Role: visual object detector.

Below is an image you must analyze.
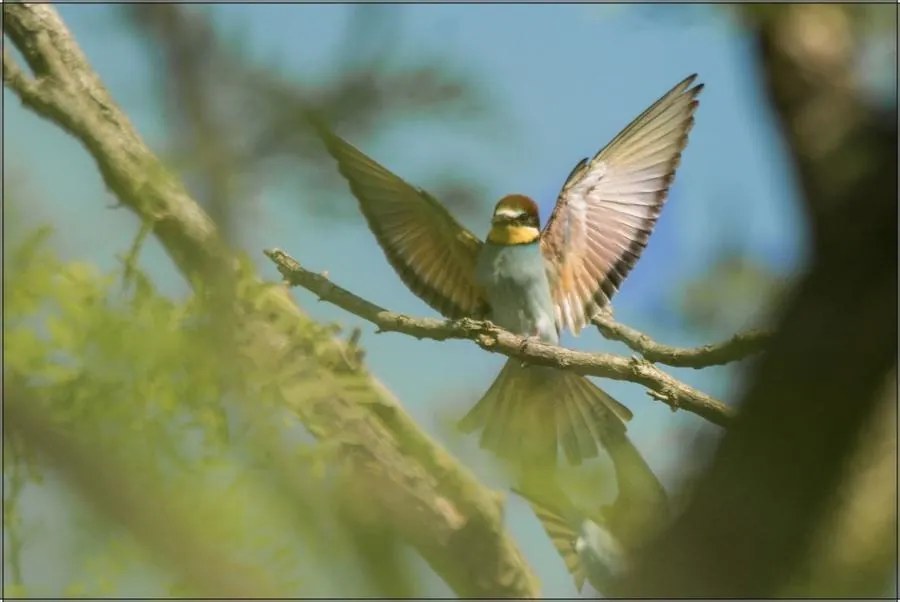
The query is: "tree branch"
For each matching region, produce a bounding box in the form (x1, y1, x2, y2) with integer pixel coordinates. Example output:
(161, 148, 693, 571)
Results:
(3, 4, 538, 596)
(264, 248, 734, 427)
(3, 48, 44, 103)
(782, 367, 898, 597)
(591, 313, 772, 368)
(616, 5, 898, 596)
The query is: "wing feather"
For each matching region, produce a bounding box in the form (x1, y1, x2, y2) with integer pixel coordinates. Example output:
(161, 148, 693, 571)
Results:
(513, 488, 587, 592)
(542, 75, 703, 333)
(312, 118, 489, 319)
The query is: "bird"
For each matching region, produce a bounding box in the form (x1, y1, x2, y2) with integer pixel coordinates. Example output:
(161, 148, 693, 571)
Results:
(513, 423, 670, 594)
(310, 74, 703, 467)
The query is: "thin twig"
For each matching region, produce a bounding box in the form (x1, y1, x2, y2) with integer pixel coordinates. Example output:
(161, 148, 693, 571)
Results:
(3, 448, 26, 589)
(264, 248, 734, 427)
(120, 218, 154, 291)
(592, 313, 771, 368)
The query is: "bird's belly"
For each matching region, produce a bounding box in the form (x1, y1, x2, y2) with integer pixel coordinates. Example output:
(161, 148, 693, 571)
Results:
(476, 243, 558, 343)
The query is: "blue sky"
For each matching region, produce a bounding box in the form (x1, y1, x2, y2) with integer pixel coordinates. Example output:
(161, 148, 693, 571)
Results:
(4, 4, 831, 597)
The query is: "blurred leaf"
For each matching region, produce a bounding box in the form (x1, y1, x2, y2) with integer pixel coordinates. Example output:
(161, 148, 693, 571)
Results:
(3, 211, 422, 596)
(679, 253, 787, 335)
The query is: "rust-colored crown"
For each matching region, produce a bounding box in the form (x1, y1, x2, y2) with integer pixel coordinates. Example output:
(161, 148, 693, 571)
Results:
(495, 194, 540, 223)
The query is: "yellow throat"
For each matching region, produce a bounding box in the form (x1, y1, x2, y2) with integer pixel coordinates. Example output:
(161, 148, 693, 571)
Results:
(487, 224, 540, 245)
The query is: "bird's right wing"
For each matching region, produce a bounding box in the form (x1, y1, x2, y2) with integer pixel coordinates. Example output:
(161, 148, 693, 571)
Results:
(540, 75, 703, 333)
(311, 117, 489, 319)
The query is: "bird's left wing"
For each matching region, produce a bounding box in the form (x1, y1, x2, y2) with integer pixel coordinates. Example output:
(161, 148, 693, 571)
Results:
(312, 119, 489, 320)
(541, 75, 703, 334)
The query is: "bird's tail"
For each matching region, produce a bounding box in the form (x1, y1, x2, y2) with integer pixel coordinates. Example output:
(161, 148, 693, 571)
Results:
(458, 358, 633, 466)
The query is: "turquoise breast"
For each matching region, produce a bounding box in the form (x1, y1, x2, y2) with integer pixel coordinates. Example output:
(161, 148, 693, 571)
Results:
(475, 242, 558, 344)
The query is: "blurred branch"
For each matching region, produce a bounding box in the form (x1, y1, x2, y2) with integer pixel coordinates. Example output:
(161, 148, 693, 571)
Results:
(124, 4, 490, 220)
(617, 4, 897, 597)
(265, 248, 734, 427)
(2, 4, 538, 597)
(592, 313, 772, 368)
(747, 5, 896, 246)
(4, 389, 283, 597)
(784, 366, 898, 597)
(124, 4, 243, 241)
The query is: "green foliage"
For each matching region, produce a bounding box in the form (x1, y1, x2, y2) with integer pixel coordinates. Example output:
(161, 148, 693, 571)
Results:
(3, 222, 415, 597)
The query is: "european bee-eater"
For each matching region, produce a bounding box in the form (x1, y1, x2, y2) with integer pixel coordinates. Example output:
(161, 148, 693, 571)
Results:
(513, 424, 670, 594)
(312, 74, 702, 466)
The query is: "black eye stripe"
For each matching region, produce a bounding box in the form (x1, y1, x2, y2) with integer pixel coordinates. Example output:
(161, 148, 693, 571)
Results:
(493, 211, 538, 227)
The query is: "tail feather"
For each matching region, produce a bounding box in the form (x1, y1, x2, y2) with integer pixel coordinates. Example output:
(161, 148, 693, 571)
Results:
(561, 374, 600, 462)
(458, 358, 631, 466)
(480, 366, 514, 451)
(458, 364, 505, 432)
(530, 384, 558, 462)
(556, 391, 583, 465)
(580, 375, 633, 424)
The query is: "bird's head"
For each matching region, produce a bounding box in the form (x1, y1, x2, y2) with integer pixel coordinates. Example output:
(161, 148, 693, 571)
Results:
(487, 194, 541, 245)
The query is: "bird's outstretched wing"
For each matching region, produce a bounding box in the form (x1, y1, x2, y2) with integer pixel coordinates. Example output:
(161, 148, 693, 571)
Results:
(541, 74, 703, 334)
(601, 429, 670, 549)
(311, 118, 489, 319)
(513, 487, 587, 592)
